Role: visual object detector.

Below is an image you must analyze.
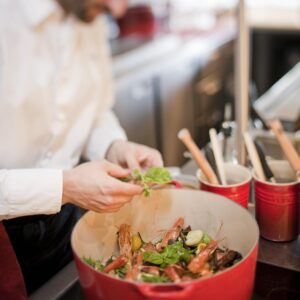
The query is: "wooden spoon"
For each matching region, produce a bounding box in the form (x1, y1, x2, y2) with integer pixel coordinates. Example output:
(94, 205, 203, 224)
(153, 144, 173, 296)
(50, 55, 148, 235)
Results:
(244, 132, 266, 182)
(268, 119, 300, 180)
(178, 128, 219, 185)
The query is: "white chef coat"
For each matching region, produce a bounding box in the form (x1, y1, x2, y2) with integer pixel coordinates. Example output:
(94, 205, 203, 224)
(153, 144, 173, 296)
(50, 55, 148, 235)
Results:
(0, 0, 127, 220)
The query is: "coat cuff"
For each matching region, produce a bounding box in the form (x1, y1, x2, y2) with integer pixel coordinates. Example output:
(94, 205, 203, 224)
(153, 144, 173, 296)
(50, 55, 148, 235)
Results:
(1, 169, 62, 220)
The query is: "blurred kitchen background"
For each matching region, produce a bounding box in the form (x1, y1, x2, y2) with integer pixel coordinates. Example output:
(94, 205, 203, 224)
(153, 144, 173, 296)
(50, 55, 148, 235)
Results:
(106, 0, 300, 166)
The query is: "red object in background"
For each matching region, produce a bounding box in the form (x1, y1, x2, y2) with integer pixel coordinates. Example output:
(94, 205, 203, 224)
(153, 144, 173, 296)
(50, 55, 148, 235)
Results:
(200, 180, 250, 209)
(197, 163, 252, 209)
(0, 223, 27, 300)
(254, 178, 299, 242)
(117, 5, 156, 38)
(72, 189, 259, 300)
(170, 180, 184, 189)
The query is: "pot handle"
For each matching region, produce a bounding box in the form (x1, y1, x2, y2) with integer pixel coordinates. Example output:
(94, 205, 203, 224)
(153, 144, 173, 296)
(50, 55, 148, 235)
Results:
(137, 284, 194, 299)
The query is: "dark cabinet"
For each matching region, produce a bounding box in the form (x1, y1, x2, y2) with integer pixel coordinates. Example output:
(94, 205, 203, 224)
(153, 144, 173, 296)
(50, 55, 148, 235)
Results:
(193, 42, 234, 148)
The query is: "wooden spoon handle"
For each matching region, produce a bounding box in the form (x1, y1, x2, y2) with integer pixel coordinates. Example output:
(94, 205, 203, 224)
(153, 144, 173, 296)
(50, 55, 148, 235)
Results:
(268, 120, 300, 173)
(244, 132, 266, 181)
(178, 129, 219, 185)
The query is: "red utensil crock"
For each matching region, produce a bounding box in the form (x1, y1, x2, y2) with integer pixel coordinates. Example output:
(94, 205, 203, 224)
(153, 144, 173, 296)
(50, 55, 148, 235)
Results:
(254, 160, 300, 242)
(197, 163, 252, 208)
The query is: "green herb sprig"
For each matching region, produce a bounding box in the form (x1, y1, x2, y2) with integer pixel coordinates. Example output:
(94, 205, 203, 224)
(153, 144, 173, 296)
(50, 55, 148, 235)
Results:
(82, 256, 104, 271)
(132, 167, 172, 197)
(143, 241, 192, 267)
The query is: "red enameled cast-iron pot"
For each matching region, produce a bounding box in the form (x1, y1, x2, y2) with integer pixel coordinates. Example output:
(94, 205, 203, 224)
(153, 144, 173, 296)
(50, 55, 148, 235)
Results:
(71, 189, 259, 300)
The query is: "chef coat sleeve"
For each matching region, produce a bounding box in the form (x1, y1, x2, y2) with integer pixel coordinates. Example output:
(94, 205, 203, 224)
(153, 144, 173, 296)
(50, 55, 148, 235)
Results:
(82, 16, 127, 161)
(0, 169, 62, 220)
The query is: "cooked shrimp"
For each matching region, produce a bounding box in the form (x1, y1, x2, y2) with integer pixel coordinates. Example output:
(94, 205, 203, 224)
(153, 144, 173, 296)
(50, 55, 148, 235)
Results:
(188, 240, 218, 273)
(141, 265, 160, 276)
(118, 224, 132, 259)
(125, 253, 143, 281)
(156, 217, 184, 251)
(142, 242, 157, 253)
(103, 255, 127, 273)
(164, 265, 181, 283)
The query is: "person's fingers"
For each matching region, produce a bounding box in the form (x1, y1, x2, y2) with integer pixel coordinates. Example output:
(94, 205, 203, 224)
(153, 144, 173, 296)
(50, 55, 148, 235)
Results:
(98, 196, 129, 207)
(87, 200, 123, 212)
(106, 177, 143, 196)
(125, 153, 141, 171)
(89, 204, 122, 214)
(135, 145, 164, 168)
(110, 195, 136, 205)
(100, 202, 124, 209)
(146, 150, 164, 168)
(104, 208, 122, 213)
(105, 160, 131, 178)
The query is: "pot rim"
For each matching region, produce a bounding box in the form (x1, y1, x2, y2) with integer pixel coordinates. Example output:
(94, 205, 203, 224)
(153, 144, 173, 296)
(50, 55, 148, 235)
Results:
(253, 172, 299, 187)
(196, 165, 252, 188)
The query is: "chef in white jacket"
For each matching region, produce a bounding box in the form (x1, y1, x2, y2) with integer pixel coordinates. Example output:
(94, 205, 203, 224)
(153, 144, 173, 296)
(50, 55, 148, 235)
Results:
(0, 0, 162, 294)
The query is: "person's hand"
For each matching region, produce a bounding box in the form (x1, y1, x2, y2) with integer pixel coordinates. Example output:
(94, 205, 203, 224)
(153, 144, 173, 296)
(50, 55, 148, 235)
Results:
(105, 140, 163, 170)
(62, 160, 142, 213)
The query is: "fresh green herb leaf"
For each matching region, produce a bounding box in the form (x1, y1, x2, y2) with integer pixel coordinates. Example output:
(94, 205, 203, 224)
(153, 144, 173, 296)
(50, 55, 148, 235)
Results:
(141, 273, 170, 283)
(143, 168, 172, 184)
(115, 264, 128, 278)
(143, 252, 164, 265)
(201, 233, 212, 245)
(132, 169, 144, 181)
(143, 241, 191, 267)
(82, 256, 104, 271)
(132, 167, 172, 197)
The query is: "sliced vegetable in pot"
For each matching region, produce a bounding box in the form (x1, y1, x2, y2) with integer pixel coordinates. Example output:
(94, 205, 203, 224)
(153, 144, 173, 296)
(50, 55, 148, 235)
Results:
(185, 230, 203, 246)
(131, 233, 143, 252)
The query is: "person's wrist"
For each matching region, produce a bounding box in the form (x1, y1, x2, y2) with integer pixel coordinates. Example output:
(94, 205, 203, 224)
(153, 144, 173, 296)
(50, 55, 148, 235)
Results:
(62, 170, 76, 205)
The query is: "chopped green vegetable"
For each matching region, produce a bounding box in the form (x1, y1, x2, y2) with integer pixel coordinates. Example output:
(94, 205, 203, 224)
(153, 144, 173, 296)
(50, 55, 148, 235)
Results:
(133, 167, 172, 197)
(82, 256, 104, 271)
(201, 233, 212, 245)
(115, 264, 128, 278)
(141, 273, 170, 283)
(143, 241, 191, 267)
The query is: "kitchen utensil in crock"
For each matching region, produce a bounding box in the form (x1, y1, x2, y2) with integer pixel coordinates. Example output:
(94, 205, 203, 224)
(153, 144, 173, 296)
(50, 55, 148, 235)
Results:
(178, 128, 219, 185)
(244, 132, 266, 181)
(254, 140, 276, 183)
(268, 119, 300, 181)
(203, 145, 221, 184)
(209, 128, 227, 185)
